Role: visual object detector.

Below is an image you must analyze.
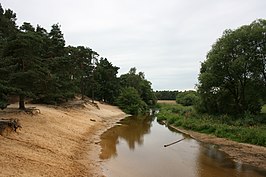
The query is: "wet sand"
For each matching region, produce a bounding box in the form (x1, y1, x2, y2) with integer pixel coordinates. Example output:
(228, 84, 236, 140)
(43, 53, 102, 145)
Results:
(0, 100, 126, 177)
(172, 127, 266, 169)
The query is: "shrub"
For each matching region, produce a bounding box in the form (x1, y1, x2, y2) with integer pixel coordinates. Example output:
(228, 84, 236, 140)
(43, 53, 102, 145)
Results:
(116, 87, 148, 115)
(176, 90, 199, 106)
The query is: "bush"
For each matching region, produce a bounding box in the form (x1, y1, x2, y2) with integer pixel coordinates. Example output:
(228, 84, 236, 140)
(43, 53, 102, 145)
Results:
(261, 105, 266, 114)
(176, 90, 199, 106)
(116, 87, 148, 115)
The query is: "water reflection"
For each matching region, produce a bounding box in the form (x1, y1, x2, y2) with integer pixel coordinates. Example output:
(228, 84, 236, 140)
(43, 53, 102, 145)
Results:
(100, 115, 266, 177)
(100, 116, 152, 159)
(196, 144, 266, 177)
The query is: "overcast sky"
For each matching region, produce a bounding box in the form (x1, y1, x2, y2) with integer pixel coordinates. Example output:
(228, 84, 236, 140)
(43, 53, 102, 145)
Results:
(2, 0, 266, 91)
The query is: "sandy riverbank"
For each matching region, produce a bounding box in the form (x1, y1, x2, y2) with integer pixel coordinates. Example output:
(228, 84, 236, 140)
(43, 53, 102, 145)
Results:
(157, 100, 266, 170)
(172, 127, 266, 169)
(0, 100, 126, 177)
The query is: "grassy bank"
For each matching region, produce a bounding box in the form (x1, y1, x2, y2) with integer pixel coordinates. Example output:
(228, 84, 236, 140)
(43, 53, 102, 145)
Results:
(156, 103, 266, 147)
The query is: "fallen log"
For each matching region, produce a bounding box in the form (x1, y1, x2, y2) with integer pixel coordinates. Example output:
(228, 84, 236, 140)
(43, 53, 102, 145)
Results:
(25, 107, 41, 115)
(164, 138, 185, 147)
(0, 119, 22, 135)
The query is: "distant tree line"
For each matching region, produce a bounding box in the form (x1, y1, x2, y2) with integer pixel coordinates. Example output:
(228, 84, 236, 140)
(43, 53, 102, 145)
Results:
(154, 90, 179, 100)
(155, 90, 199, 107)
(0, 4, 156, 114)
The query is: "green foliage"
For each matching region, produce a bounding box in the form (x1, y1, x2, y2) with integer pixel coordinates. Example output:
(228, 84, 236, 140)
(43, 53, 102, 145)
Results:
(0, 4, 17, 40)
(0, 85, 9, 109)
(92, 58, 120, 103)
(197, 19, 266, 115)
(67, 46, 96, 99)
(116, 87, 148, 115)
(261, 105, 266, 114)
(48, 24, 66, 57)
(119, 67, 156, 106)
(156, 103, 266, 146)
(0, 5, 18, 108)
(176, 90, 199, 106)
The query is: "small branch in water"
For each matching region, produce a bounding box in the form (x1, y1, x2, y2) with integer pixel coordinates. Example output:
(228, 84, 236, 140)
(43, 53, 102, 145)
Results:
(164, 138, 185, 147)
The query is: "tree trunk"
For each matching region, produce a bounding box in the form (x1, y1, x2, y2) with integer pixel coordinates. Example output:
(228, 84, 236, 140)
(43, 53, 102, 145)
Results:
(81, 75, 85, 100)
(92, 89, 94, 103)
(19, 95, 25, 110)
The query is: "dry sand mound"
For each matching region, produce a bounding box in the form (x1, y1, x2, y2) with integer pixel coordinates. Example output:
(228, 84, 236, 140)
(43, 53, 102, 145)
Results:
(0, 101, 126, 177)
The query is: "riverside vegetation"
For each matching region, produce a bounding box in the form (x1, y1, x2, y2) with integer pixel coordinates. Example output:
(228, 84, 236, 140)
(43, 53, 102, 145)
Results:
(156, 103, 266, 147)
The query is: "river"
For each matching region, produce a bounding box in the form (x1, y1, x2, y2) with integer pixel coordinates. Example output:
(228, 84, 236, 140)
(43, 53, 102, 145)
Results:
(100, 115, 266, 177)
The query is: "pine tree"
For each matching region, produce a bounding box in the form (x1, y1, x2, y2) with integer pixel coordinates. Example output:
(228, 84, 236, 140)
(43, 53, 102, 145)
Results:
(0, 4, 18, 109)
(2, 23, 47, 109)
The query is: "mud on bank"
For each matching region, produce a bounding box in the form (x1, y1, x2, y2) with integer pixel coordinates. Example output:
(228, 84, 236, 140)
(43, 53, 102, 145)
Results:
(172, 127, 266, 170)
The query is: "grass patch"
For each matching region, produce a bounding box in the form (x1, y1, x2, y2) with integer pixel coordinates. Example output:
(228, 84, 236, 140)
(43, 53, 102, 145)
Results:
(156, 103, 266, 147)
(261, 104, 266, 114)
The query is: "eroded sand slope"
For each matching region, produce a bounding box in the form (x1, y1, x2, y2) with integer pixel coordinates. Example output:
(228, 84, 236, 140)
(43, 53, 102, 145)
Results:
(0, 101, 126, 177)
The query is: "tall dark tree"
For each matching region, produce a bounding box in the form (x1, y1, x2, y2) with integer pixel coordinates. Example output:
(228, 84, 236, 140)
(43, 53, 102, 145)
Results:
(0, 4, 17, 40)
(67, 46, 98, 99)
(197, 19, 266, 115)
(48, 24, 65, 57)
(35, 23, 77, 104)
(93, 58, 119, 103)
(2, 23, 47, 109)
(0, 4, 18, 109)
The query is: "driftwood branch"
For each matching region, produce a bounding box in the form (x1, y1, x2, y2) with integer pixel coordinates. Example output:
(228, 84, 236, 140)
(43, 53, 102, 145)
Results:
(164, 138, 185, 147)
(25, 107, 41, 115)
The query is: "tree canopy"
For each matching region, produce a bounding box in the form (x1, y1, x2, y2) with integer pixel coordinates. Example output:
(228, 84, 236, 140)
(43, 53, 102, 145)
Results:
(92, 58, 120, 103)
(197, 19, 266, 115)
(176, 90, 198, 106)
(155, 90, 179, 100)
(115, 68, 156, 114)
(116, 87, 148, 115)
(119, 67, 156, 106)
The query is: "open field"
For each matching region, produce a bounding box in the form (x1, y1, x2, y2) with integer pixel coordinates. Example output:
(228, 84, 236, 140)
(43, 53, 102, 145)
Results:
(157, 100, 176, 104)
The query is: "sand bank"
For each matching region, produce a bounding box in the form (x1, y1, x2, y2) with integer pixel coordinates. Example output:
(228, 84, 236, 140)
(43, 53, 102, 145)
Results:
(0, 100, 126, 177)
(172, 127, 266, 169)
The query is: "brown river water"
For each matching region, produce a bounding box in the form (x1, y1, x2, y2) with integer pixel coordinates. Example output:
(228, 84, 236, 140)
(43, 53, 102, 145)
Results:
(100, 115, 266, 177)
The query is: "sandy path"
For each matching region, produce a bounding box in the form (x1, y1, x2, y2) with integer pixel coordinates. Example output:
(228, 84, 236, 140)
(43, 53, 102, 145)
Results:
(0, 101, 126, 177)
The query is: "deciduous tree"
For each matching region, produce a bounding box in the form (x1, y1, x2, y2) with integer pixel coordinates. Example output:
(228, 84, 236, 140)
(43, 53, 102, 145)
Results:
(197, 19, 266, 115)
